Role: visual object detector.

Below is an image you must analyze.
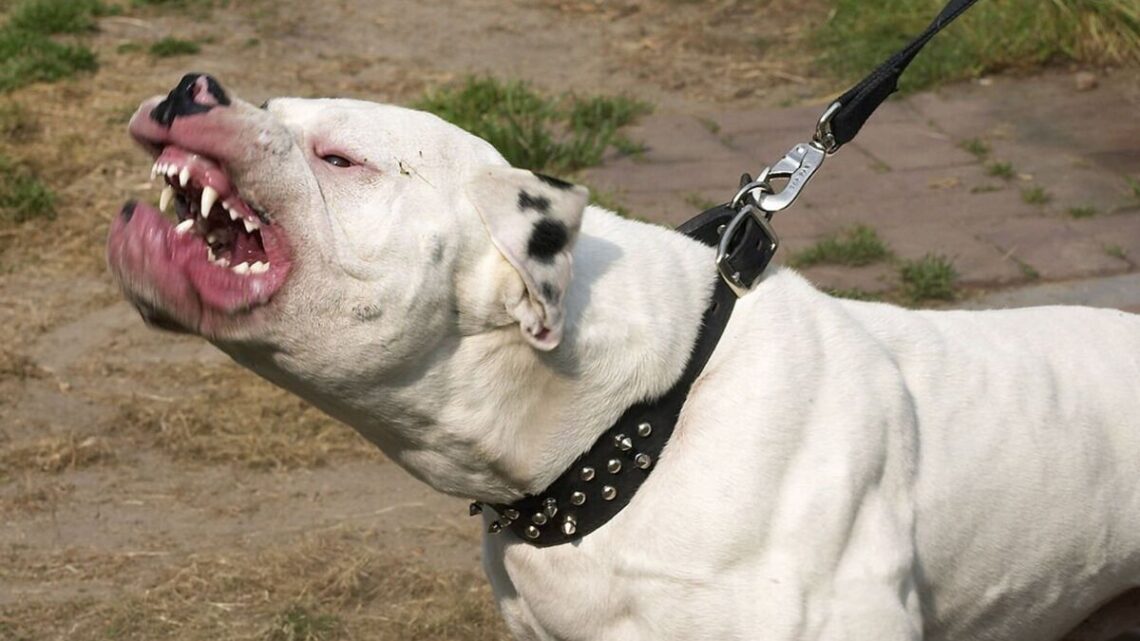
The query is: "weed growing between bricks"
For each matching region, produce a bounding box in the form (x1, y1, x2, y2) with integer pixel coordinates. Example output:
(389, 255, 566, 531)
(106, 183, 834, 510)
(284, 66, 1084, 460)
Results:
(788, 224, 892, 268)
(900, 254, 959, 303)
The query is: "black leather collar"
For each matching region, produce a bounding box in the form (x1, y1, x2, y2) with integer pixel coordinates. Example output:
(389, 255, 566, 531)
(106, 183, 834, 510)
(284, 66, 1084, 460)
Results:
(474, 201, 775, 547)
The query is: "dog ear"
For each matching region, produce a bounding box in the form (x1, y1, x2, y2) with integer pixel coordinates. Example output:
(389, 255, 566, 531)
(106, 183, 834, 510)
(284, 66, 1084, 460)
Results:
(465, 166, 588, 351)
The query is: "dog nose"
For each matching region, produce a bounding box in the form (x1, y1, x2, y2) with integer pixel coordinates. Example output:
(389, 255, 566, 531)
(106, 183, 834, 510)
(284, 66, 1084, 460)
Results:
(149, 73, 232, 127)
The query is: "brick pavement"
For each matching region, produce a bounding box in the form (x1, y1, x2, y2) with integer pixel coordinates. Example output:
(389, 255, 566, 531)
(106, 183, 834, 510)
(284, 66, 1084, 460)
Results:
(582, 70, 1140, 309)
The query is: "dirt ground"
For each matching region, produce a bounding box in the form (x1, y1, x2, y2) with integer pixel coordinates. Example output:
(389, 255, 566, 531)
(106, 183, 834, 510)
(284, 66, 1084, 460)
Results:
(0, 1, 840, 639)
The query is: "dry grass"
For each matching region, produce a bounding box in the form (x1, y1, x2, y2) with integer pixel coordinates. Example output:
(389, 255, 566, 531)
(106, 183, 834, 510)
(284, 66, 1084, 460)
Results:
(0, 530, 508, 641)
(101, 362, 382, 470)
(0, 432, 113, 474)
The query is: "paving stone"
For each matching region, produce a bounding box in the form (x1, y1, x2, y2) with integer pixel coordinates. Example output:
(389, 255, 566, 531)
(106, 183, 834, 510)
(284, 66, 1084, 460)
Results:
(1069, 214, 1140, 265)
(876, 222, 1025, 286)
(628, 114, 736, 163)
(975, 215, 1130, 281)
(962, 273, 1140, 313)
(792, 264, 897, 295)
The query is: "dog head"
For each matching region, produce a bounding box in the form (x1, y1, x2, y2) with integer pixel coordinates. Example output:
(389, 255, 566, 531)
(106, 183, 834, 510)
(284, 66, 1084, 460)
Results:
(108, 75, 589, 379)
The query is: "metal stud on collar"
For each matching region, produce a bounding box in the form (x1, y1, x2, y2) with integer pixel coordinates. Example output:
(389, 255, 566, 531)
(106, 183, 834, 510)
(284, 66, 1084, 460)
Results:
(469, 502, 483, 516)
(637, 422, 652, 437)
(634, 453, 652, 470)
(607, 459, 622, 474)
(532, 512, 548, 526)
(602, 486, 617, 501)
(543, 497, 558, 518)
(614, 434, 633, 451)
(580, 466, 596, 481)
(525, 525, 541, 540)
(562, 515, 577, 536)
(570, 491, 587, 506)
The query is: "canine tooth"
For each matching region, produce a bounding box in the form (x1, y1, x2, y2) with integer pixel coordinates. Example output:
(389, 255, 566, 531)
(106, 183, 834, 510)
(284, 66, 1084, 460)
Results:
(179, 166, 191, 187)
(249, 261, 269, 274)
(174, 219, 194, 235)
(232, 262, 250, 275)
(201, 186, 219, 216)
(160, 185, 174, 212)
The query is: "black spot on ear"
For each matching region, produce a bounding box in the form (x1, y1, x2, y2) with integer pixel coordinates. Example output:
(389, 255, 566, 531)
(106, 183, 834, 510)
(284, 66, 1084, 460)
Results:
(527, 219, 568, 264)
(534, 172, 573, 190)
(518, 190, 551, 215)
(541, 282, 560, 303)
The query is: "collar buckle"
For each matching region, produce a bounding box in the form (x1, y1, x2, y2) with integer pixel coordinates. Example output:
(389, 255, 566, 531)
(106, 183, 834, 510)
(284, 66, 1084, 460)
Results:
(715, 202, 779, 298)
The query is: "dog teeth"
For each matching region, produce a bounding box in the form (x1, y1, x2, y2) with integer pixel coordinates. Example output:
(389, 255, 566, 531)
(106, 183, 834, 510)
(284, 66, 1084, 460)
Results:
(166, 164, 178, 177)
(179, 166, 191, 188)
(159, 185, 175, 212)
(201, 186, 219, 218)
(242, 217, 259, 233)
(249, 261, 269, 274)
(174, 219, 194, 235)
(232, 262, 250, 275)
(228, 208, 240, 221)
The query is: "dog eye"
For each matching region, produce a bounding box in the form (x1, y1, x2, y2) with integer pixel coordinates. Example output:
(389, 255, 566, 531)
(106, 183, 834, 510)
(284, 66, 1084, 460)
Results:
(321, 154, 353, 168)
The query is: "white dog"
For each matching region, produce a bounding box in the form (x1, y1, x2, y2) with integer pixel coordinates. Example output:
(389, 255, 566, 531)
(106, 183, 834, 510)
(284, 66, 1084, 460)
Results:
(108, 75, 1140, 641)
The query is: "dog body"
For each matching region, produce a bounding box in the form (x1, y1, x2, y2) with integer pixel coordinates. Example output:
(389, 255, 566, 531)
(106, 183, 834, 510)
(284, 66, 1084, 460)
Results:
(108, 77, 1140, 641)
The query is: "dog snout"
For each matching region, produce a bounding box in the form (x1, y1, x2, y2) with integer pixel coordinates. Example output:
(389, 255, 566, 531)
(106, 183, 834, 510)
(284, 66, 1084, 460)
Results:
(149, 73, 232, 127)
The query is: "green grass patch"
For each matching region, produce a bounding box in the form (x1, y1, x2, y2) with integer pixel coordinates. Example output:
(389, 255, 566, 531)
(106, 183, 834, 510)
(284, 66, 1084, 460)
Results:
(816, 0, 1140, 93)
(1127, 176, 1140, 200)
(0, 0, 104, 92)
(8, 0, 108, 34)
(900, 253, 958, 302)
(1021, 185, 1052, 205)
(970, 183, 1001, 194)
(985, 161, 1015, 179)
(0, 154, 55, 226)
(148, 36, 199, 57)
(414, 76, 652, 172)
(1104, 244, 1127, 261)
(788, 224, 892, 268)
(1067, 204, 1098, 218)
(959, 137, 990, 158)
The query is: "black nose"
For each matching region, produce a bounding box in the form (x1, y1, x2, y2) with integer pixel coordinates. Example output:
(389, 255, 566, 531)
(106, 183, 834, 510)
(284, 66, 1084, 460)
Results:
(149, 73, 231, 127)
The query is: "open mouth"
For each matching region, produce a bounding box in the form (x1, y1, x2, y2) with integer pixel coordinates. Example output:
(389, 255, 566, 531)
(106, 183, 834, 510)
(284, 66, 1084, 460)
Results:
(154, 146, 274, 275)
(108, 144, 291, 331)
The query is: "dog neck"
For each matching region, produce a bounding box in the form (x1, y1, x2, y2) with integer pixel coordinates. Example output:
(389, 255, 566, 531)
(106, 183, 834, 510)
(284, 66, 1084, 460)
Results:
(419, 208, 718, 502)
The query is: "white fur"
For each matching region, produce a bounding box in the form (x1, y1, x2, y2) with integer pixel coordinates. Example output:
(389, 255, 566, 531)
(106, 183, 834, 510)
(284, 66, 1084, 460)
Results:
(144, 93, 1140, 641)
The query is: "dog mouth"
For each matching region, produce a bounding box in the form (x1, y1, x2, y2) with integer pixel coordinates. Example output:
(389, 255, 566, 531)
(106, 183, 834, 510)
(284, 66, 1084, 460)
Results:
(107, 144, 292, 334)
(153, 146, 273, 274)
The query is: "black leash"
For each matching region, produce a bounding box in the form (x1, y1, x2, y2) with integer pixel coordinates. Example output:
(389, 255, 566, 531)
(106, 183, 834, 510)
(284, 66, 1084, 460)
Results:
(826, 0, 983, 152)
(480, 0, 982, 547)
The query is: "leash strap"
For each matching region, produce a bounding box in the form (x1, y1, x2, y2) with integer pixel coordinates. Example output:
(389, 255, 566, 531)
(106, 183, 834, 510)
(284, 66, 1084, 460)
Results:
(825, 0, 983, 152)
(721, 0, 984, 295)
